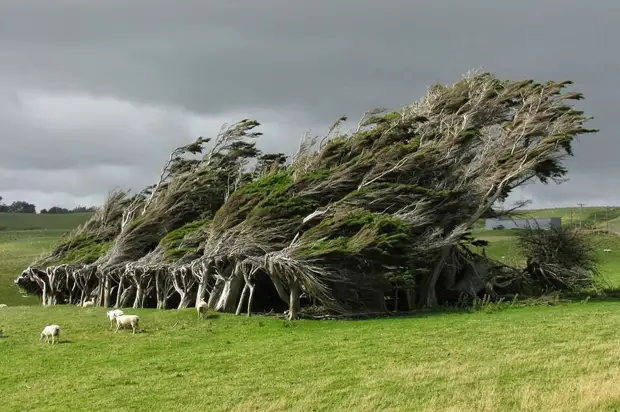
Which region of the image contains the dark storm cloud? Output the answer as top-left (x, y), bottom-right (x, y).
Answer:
top-left (0, 0), bottom-right (617, 208)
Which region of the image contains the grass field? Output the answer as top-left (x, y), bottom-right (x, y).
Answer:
top-left (3, 209), bottom-right (620, 411)
top-left (0, 212), bottom-right (92, 231)
top-left (4, 302), bottom-right (620, 411)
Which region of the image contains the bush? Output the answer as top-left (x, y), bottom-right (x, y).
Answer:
top-left (516, 226), bottom-right (599, 292)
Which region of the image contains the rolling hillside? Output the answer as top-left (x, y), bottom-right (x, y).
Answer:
top-left (0, 212), bottom-right (93, 231)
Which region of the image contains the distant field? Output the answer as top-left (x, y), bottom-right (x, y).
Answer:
top-left (0, 212), bottom-right (93, 231)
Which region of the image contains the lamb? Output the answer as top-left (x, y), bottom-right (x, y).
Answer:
top-left (40, 324), bottom-right (61, 344)
top-left (114, 314), bottom-right (140, 334)
top-left (604, 248), bottom-right (612, 253)
top-left (197, 299), bottom-right (208, 319)
top-left (106, 309), bottom-right (124, 329)
top-left (82, 300), bottom-right (95, 308)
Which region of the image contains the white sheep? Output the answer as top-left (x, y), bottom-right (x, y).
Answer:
top-left (604, 248), bottom-right (612, 253)
top-left (0, 304), bottom-right (7, 308)
top-left (197, 299), bottom-right (208, 319)
top-left (82, 300), bottom-right (95, 308)
top-left (106, 309), bottom-right (124, 329)
top-left (40, 324), bottom-right (61, 344)
top-left (114, 314), bottom-right (140, 334)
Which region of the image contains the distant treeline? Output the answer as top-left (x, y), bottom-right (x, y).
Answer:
top-left (0, 196), bottom-right (97, 214)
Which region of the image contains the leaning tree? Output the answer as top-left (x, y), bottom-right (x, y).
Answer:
top-left (16, 71), bottom-right (598, 317)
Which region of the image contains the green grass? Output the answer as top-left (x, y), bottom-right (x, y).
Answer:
top-left (0, 212), bottom-right (92, 231)
top-left (4, 303), bottom-right (620, 411)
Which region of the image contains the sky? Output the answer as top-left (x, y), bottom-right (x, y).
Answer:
top-left (0, 0), bottom-right (618, 210)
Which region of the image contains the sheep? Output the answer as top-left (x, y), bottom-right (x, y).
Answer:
top-left (0, 304), bottom-right (7, 308)
top-left (0, 329), bottom-right (3, 338)
top-left (604, 248), bottom-right (612, 253)
top-left (40, 324), bottom-right (61, 344)
top-left (114, 314), bottom-right (140, 334)
top-left (197, 299), bottom-right (208, 319)
top-left (82, 300), bottom-right (95, 308)
top-left (106, 309), bottom-right (124, 329)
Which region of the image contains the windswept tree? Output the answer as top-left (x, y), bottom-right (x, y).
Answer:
top-left (17, 71), bottom-right (598, 316)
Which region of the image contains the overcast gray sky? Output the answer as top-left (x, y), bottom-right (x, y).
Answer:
top-left (0, 0), bottom-right (617, 210)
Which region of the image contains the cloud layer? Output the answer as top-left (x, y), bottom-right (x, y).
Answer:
top-left (0, 0), bottom-right (617, 209)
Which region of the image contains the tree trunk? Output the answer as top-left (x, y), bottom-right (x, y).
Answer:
top-left (41, 283), bottom-right (48, 306)
top-left (208, 278), bottom-right (224, 309)
top-left (288, 282), bottom-right (301, 321)
top-left (215, 273), bottom-right (244, 313)
top-left (118, 285), bottom-right (134, 308)
top-left (155, 281), bottom-right (166, 309)
top-left (421, 245), bottom-right (452, 308)
top-left (177, 292), bottom-right (191, 309)
top-left (133, 285), bottom-right (143, 309)
top-left (103, 275), bottom-right (112, 307)
top-left (115, 280), bottom-right (125, 308)
top-left (394, 289), bottom-right (399, 312)
top-left (247, 285), bottom-right (255, 317)
top-left (195, 275), bottom-right (209, 308)
top-left (236, 284), bottom-right (249, 316)
top-left (406, 288), bottom-right (416, 311)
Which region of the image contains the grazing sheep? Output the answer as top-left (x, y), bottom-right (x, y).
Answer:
top-left (115, 314), bottom-right (140, 334)
top-left (40, 324), bottom-right (61, 344)
top-left (197, 299), bottom-right (208, 319)
top-left (0, 304), bottom-right (7, 308)
top-left (82, 300), bottom-right (95, 308)
top-left (604, 248), bottom-right (612, 253)
top-left (106, 309), bottom-right (124, 329)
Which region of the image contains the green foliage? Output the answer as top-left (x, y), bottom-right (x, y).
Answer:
top-left (160, 218), bottom-right (209, 247)
top-left (51, 233), bottom-right (111, 265)
top-left (298, 209), bottom-right (412, 260)
top-left (160, 218), bottom-right (210, 262)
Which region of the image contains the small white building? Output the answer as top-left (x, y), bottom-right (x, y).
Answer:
top-left (484, 217), bottom-right (561, 230)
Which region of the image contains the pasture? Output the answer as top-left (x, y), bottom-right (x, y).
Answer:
top-left (3, 209), bottom-right (620, 411)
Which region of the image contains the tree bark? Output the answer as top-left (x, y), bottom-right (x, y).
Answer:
top-left (115, 278), bottom-right (125, 308)
top-left (288, 282), bottom-right (301, 320)
top-left (103, 275), bottom-right (112, 307)
top-left (133, 285), bottom-right (143, 309)
top-left (421, 244), bottom-right (452, 308)
top-left (215, 272), bottom-right (244, 313)
top-left (195, 271), bottom-right (209, 308)
top-left (177, 292), bottom-right (191, 309)
top-left (208, 277), bottom-right (224, 309)
top-left (247, 284), bottom-right (255, 317)
top-left (118, 285), bottom-right (134, 308)
top-left (235, 284), bottom-right (249, 316)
